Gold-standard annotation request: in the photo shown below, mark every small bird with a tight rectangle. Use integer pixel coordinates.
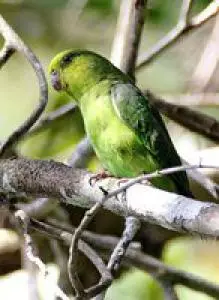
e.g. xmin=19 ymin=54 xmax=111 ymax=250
xmin=49 ymin=50 xmax=192 ymax=197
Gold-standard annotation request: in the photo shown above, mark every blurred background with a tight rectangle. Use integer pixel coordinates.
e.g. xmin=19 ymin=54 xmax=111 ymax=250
xmin=1 ymin=0 xmax=219 ymax=299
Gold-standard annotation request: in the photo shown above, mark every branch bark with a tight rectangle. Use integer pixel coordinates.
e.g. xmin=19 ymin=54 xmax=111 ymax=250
xmin=0 ymin=15 xmax=48 ymax=157
xmin=147 ymin=91 xmax=219 ymax=142
xmin=110 ymin=0 xmax=146 ymax=76
xmin=30 ymin=218 xmax=219 ymax=300
xmin=1 ymin=158 xmax=219 ymax=238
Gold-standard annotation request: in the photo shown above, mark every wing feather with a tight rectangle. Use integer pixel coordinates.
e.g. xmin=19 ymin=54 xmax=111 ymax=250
xmin=111 ymin=82 xmax=192 ymax=197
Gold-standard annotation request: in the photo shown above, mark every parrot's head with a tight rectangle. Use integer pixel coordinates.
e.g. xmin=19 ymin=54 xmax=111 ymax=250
xmin=49 ymin=50 xmax=118 ymax=101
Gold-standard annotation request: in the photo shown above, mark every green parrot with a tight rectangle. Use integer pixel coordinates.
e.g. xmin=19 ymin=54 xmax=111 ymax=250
xmin=49 ymin=50 xmax=192 ymax=197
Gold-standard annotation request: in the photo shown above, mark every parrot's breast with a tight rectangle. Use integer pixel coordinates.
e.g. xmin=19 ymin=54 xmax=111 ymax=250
xmin=80 ymin=83 xmax=155 ymax=176
xmin=79 ymin=81 xmax=176 ymax=192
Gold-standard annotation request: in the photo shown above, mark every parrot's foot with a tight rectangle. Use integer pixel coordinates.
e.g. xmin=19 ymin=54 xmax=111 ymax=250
xmin=141 ymin=171 xmax=152 ymax=185
xmin=117 ymin=178 xmax=129 ymax=186
xmin=89 ymin=171 xmax=112 ymax=187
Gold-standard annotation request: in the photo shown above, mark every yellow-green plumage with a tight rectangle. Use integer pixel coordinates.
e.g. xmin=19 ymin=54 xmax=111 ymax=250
xmin=49 ymin=50 xmax=192 ymax=197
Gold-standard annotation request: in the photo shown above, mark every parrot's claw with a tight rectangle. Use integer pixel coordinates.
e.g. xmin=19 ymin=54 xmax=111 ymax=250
xmin=99 ymin=186 xmax=109 ymax=196
xmin=117 ymin=178 xmax=129 ymax=186
xmin=89 ymin=171 xmax=112 ymax=187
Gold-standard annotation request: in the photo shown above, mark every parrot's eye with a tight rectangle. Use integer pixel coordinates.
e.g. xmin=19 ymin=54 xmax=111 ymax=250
xmin=61 ymin=53 xmax=74 ymax=68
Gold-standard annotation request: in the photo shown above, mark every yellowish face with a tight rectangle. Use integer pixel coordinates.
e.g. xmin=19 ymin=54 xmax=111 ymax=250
xmin=49 ymin=50 xmax=73 ymax=92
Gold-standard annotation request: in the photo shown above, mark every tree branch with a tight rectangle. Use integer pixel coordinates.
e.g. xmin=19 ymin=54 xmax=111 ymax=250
xmin=0 ymin=15 xmax=48 ymax=157
xmin=1 ymin=158 xmax=219 ymax=237
xmin=136 ymin=0 xmax=219 ymax=70
xmin=110 ymin=0 xmax=146 ymax=76
xmin=188 ymin=14 xmax=219 ymax=92
xmin=0 ymin=42 xmax=15 ymax=67
xmin=67 ymin=137 xmax=93 ymax=169
xmin=147 ymin=90 xmax=219 ymax=142
xmin=159 ymin=92 xmax=219 ymax=106
xmin=14 ymin=210 xmax=69 ymax=300
xmin=27 ymin=103 xmax=77 ymax=138
xmin=29 ymin=218 xmax=219 ymax=299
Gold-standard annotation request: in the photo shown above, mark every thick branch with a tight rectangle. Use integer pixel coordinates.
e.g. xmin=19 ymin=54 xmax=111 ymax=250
xmin=160 ymin=92 xmax=219 ymax=106
xmin=111 ymin=0 xmax=146 ymax=76
xmin=147 ymin=91 xmax=219 ymax=142
xmin=1 ymin=158 xmax=219 ymax=237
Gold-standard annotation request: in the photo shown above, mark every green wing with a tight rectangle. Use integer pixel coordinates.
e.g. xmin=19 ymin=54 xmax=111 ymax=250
xmin=111 ymin=82 xmax=192 ymax=197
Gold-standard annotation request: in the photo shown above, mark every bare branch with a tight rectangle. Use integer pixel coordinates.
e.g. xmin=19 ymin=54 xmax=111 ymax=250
xmin=157 ymin=280 xmax=179 ymax=300
xmin=182 ymin=158 xmax=219 ymax=199
xmin=29 ymin=219 xmax=113 ymax=299
xmin=102 ymin=163 xmax=219 ymax=200
xmin=0 ymin=42 xmax=15 ymax=68
xmin=68 ymin=237 xmax=112 ymax=299
xmin=111 ymin=0 xmax=147 ymax=76
xmin=160 ymin=92 xmax=219 ymax=106
xmin=191 ymin=0 xmax=219 ymax=27
xmin=0 ymin=15 xmax=48 ymax=157
xmin=147 ymin=91 xmax=219 ymax=142
xmin=30 ymin=219 xmax=219 ymax=299
xmin=68 ymin=198 xmax=106 ymax=298
xmin=15 ymin=210 xmax=69 ymax=300
xmin=178 ymin=0 xmax=193 ymax=24
xmin=136 ymin=0 xmax=219 ymax=70
xmin=188 ymin=14 xmax=219 ymax=92
xmin=68 ymin=137 xmax=94 ymax=168
xmin=107 ymin=216 xmax=140 ymax=274
xmin=1 ymin=158 xmax=219 ymax=237
xmin=17 ymin=198 xmax=58 ymax=218
xmin=28 ymin=103 xmax=77 ymax=137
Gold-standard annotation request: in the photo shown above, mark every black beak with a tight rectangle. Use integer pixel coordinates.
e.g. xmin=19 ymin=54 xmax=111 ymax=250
xmin=51 ymin=70 xmax=62 ymax=91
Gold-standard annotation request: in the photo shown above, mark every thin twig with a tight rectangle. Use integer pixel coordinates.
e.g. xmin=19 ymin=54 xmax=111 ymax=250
xmin=107 ymin=217 xmax=141 ymax=274
xmin=157 ymin=280 xmax=179 ymax=300
xmin=17 ymin=198 xmax=58 ymax=218
xmin=68 ymin=137 xmax=94 ymax=168
xmin=29 ymin=219 xmax=112 ymax=298
xmin=68 ymin=200 xmax=105 ymax=298
xmin=29 ymin=218 xmax=219 ymax=299
xmin=157 ymin=279 xmax=179 ymax=300
xmin=178 ymin=0 xmax=193 ymax=24
xmin=136 ymin=0 xmax=219 ymax=70
xmin=182 ymin=159 xmax=219 ymax=199
xmin=0 ymin=15 xmax=48 ymax=157
xmin=28 ymin=103 xmax=77 ymax=137
xmin=48 ymin=219 xmax=141 ymax=254
xmin=102 ymin=163 xmax=219 ymax=202
xmin=15 ymin=210 xmax=69 ymax=300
